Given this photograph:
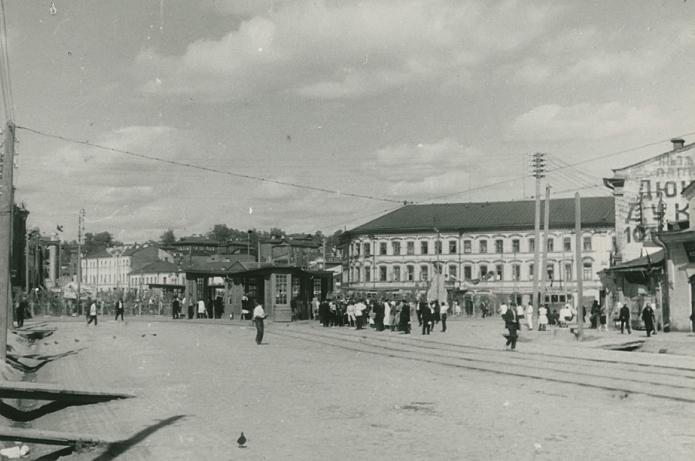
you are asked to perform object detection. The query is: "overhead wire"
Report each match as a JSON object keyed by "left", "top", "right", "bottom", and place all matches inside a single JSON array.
[
  {"left": 15, "top": 125, "right": 404, "bottom": 205},
  {"left": 425, "top": 129, "right": 695, "bottom": 203}
]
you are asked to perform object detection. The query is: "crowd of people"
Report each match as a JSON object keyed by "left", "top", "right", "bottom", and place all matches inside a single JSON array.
[{"left": 308, "top": 296, "right": 466, "bottom": 335}]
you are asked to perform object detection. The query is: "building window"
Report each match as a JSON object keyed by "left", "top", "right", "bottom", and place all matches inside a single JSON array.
[
  {"left": 420, "top": 265, "right": 429, "bottom": 281},
  {"left": 564, "top": 263, "right": 572, "bottom": 281},
  {"left": 546, "top": 263, "right": 554, "bottom": 282},
  {"left": 547, "top": 238, "right": 554, "bottom": 252},
  {"left": 512, "top": 239, "right": 520, "bottom": 253},
  {"left": 583, "top": 236, "right": 592, "bottom": 251},
  {"left": 407, "top": 265, "right": 415, "bottom": 281},
  {"left": 479, "top": 240, "right": 488, "bottom": 254},
  {"left": 449, "top": 240, "right": 457, "bottom": 254},
  {"left": 583, "top": 262, "right": 593, "bottom": 280},
  {"left": 354, "top": 244, "right": 360, "bottom": 256},
  {"left": 528, "top": 263, "right": 534, "bottom": 280},
  {"left": 364, "top": 243, "right": 371, "bottom": 257},
  {"left": 464, "top": 266, "right": 472, "bottom": 280},
  {"left": 365, "top": 267, "right": 371, "bottom": 282},
  {"left": 495, "top": 239, "right": 504, "bottom": 254},
  {"left": 379, "top": 242, "right": 387, "bottom": 255},
  {"left": 449, "top": 265, "right": 457, "bottom": 280},
  {"left": 407, "top": 241, "right": 415, "bottom": 255},
  {"left": 495, "top": 264, "right": 504, "bottom": 280},
  {"left": 435, "top": 240, "right": 442, "bottom": 254},
  {"left": 393, "top": 266, "right": 401, "bottom": 282},
  {"left": 463, "top": 240, "right": 472, "bottom": 254},
  {"left": 275, "top": 274, "right": 288, "bottom": 304},
  {"left": 379, "top": 266, "right": 387, "bottom": 281},
  {"left": 528, "top": 238, "right": 535, "bottom": 252},
  {"left": 392, "top": 241, "right": 401, "bottom": 256},
  {"left": 512, "top": 264, "right": 521, "bottom": 281},
  {"left": 421, "top": 241, "right": 429, "bottom": 255},
  {"left": 479, "top": 265, "right": 488, "bottom": 279},
  {"left": 563, "top": 237, "right": 571, "bottom": 252}
]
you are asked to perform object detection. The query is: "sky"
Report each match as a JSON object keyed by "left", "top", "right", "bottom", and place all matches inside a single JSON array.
[{"left": 4, "top": 0, "right": 695, "bottom": 242}]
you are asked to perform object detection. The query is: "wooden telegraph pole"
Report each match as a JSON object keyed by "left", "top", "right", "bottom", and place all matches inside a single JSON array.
[
  {"left": 574, "top": 192, "right": 584, "bottom": 339},
  {"left": 76, "top": 209, "right": 85, "bottom": 316},
  {"left": 540, "top": 185, "right": 551, "bottom": 308},
  {"left": 531, "top": 153, "right": 546, "bottom": 311},
  {"left": 0, "top": 122, "right": 16, "bottom": 362}
]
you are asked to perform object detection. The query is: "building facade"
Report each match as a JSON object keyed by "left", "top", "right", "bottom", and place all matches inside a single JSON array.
[
  {"left": 81, "top": 244, "right": 174, "bottom": 292},
  {"left": 604, "top": 138, "right": 695, "bottom": 264},
  {"left": 341, "top": 197, "right": 614, "bottom": 309}
]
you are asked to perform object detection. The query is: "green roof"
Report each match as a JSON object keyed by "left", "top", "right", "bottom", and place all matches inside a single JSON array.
[{"left": 345, "top": 196, "right": 614, "bottom": 236}]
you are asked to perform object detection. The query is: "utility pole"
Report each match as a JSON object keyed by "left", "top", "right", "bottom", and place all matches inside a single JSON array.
[
  {"left": 540, "top": 184, "right": 551, "bottom": 309},
  {"left": 76, "top": 208, "right": 85, "bottom": 316},
  {"left": 531, "top": 153, "right": 545, "bottom": 311},
  {"left": 574, "top": 192, "right": 584, "bottom": 339},
  {"left": 0, "top": 122, "right": 16, "bottom": 362}
]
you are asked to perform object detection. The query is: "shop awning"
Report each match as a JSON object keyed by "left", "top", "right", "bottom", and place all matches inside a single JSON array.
[{"left": 605, "top": 249, "right": 664, "bottom": 273}]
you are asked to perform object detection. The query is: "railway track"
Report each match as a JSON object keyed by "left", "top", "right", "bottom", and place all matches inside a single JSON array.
[{"left": 268, "top": 325, "right": 695, "bottom": 404}]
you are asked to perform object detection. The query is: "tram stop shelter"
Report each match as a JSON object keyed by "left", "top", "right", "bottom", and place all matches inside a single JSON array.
[{"left": 184, "top": 262, "right": 333, "bottom": 322}]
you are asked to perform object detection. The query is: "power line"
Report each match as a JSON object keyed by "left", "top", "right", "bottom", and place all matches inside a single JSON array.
[
  {"left": 16, "top": 125, "right": 404, "bottom": 204},
  {"left": 425, "top": 130, "right": 695, "bottom": 203}
]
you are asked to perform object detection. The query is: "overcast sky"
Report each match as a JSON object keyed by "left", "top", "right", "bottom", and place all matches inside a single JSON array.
[{"left": 6, "top": 0, "right": 695, "bottom": 242}]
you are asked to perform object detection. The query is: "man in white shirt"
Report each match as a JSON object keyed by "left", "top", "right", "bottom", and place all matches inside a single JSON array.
[
  {"left": 525, "top": 303, "right": 534, "bottom": 330},
  {"left": 253, "top": 301, "right": 267, "bottom": 345},
  {"left": 354, "top": 299, "right": 366, "bottom": 330}
]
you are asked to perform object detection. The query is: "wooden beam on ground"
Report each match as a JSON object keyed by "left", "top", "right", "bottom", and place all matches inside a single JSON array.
[
  {"left": 0, "top": 381, "right": 134, "bottom": 403},
  {"left": 0, "top": 427, "right": 115, "bottom": 447}
]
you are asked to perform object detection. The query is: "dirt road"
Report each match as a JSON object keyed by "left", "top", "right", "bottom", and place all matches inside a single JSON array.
[{"left": 4, "top": 318, "right": 694, "bottom": 460}]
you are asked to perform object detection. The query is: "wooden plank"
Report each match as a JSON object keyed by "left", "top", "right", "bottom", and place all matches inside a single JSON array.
[
  {"left": 0, "top": 381, "right": 134, "bottom": 403},
  {"left": 0, "top": 427, "right": 115, "bottom": 446}
]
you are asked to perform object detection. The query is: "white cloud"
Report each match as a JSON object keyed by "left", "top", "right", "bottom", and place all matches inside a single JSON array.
[
  {"left": 136, "top": 0, "right": 559, "bottom": 100},
  {"left": 509, "top": 102, "right": 668, "bottom": 141}
]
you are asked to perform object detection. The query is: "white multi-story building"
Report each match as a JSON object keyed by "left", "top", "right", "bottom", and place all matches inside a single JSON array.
[
  {"left": 340, "top": 197, "right": 615, "bottom": 308},
  {"left": 81, "top": 244, "right": 174, "bottom": 292}
]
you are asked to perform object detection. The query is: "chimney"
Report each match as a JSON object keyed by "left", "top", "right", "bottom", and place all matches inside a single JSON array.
[{"left": 671, "top": 138, "right": 685, "bottom": 150}]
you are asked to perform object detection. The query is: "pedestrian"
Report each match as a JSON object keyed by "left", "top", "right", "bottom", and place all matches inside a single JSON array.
[
  {"left": 525, "top": 303, "right": 534, "bottom": 330},
  {"left": 454, "top": 300, "right": 462, "bottom": 317},
  {"left": 619, "top": 302, "right": 631, "bottom": 334},
  {"left": 440, "top": 300, "right": 449, "bottom": 332},
  {"left": 389, "top": 301, "right": 399, "bottom": 332},
  {"left": 171, "top": 297, "right": 180, "bottom": 320},
  {"left": 319, "top": 298, "right": 330, "bottom": 327},
  {"left": 346, "top": 300, "right": 356, "bottom": 327},
  {"left": 252, "top": 299, "right": 267, "bottom": 345},
  {"left": 197, "top": 299, "right": 206, "bottom": 319},
  {"left": 354, "top": 299, "right": 366, "bottom": 330},
  {"left": 538, "top": 304, "right": 548, "bottom": 331},
  {"left": 399, "top": 300, "right": 411, "bottom": 334},
  {"left": 515, "top": 303, "right": 524, "bottom": 330},
  {"left": 590, "top": 300, "right": 600, "bottom": 329},
  {"left": 502, "top": 303, "right": 518, "bottom": 351},
  {"left": 421, "top": 301, "right": 432, "bottom": 335},
  {"left": 641, "top": 303, "right": 656, "bottom": 337},
  {"left": 87, "top": 298, "right": 98, "bottom": 326},
  {"left": 115, "top": 297, "right": 125, "bottom": 321},
  {"left": 599, "top": 304, "right": 607, "bottom": 331},
  {"left": 432, "top": 301, "right": 441, "bottom": 327},
  {"left": 16, "top": 294, "right": 28, "bottom": 328}
]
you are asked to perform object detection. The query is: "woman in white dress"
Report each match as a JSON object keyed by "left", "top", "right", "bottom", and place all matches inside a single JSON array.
[{"left": 538, "top": 304, "right": 549, "bottom": 331}]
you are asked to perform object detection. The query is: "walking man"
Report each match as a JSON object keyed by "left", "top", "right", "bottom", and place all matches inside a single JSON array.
[
  {"left": 619, "top": 302, "right": 631, "bottom": 334},
  {"left": 87, "top": 298, "right": 98, "bottom": 326},
  {"left": 16, "top": 294, "right": 28, "bottom": 328},
  {"left": 641, "top": 303, "right": 656, "bottom": 337},
  {"left": 502, "top": 304, "right": 518, "bottom": 350},
  {"left": 252, "top": 299, "right": 267, "bottom": 345},
  {"left": 525, "top": 303, "right": 534, "bottom": 330},
  {"left": 115, "top": 297, "right": 125, "bottom": 321},
  {"left": 421, "top": 301, "right": 432, "bottom": 335},
  {"left": 440, "top": 300, "right": 448, "bottom": 332}
]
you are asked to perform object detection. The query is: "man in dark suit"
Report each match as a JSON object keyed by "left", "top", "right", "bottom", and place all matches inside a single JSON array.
[
  {"left": 619, "top": 302, "right": 631, "bottom": 334},
  {"left": 502, "top": 306, "right": 518, "bottom": 351},
  {"left": 420, "top": 300, "right": 431, "bottom": 335},
  {"left": 641, "top": 303, "right": 656, "bottom": 337}
]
